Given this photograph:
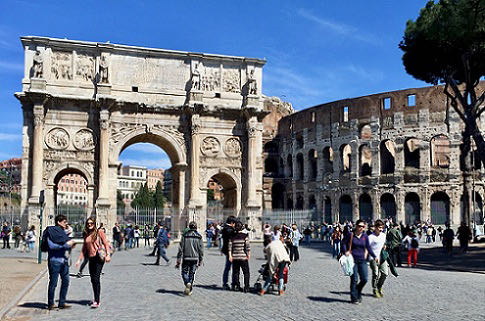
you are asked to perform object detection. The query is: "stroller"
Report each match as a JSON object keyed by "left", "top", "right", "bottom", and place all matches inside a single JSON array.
[{"left": 254, "top": 263, "right": 289, "bottom": 293}]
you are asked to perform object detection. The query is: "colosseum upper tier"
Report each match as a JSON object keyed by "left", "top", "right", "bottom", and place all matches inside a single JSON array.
[{"left": 262, "top": 83, "right": 485, "bottom": 227}]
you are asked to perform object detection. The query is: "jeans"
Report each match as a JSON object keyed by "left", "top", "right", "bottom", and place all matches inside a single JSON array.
[
  {"left": 426, "top": 235, "right": 432, "bottom": 243},
  {"left": 263, "top": 261, "right": 286, "bottom": 292},
  {"left": 389, "top": 246, "right": 402, "bottom": 266},
  {"left": 305, "top": 235, "right": 311, "bottom": 245},
  {"left": 290, "top": 245, "right": 299, "bottom": 261},
  {"left": 88, "top": 256, "right": 105, "bottom": 303},
  {"left": 47, "top": 260, "right": 69, "bottom": 307},
  {"left": 232, "top": 260, "right": 250, "bottom": 289},
  {"left": 350, "top": 260, "right": 368, "bottom": 303},
  {"left": 134, "top": 237, "right": 139, "bottom": 248},
  {"left": 2, "top": 236, "right": 10, "bottom": 249},
  {"left": 28, "top": 241, "right": 35, "bottom": 252},
  {"left": 144, "top": 237, "right": 150, "bottom": 247},
  {"left": 78, "top": 256, "right": 89, "bottom": 274},
  {"left": 207, "top": 237, "right": 212, "bottom": 248},
  {"left": 181, "top": 260, "right": 198, "bottom": 285},
  {"left": 369, "top": 259, "right": 388, "bottom": 290},
  {"left": 222, "top": 255, "right": 232, "bottom": 286},
  {"left": 332, "top": 241, "right": 341, "bottom": 258},
  {"left": 156, "top": 244, "right": 170, "bottom": 264}
]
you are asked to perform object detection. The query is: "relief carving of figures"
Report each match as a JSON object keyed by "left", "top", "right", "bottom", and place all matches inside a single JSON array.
[
  {"left": 51, "top": 52, "right": 73, "bottom": 80},
  {"left": 247, "top": 69, "right": 257, "bottom": 95},
  {"left": 73, "top": 129, "right": 96, "bottom": 151},
  {"left": 75, "top": 54, "right": 95, "bottom": 82},
  {"left": 32, "top": 50, "right": 43, "bottom": 78},
  {"left": 82, "top": 162, "right": 95, "bottom": 176},
  {"left": 202, "top": 70, "right": 220, "bottom": 91},
  {"left": 191, "top": 114, "right": 201, "bottom": 135},
  {"left": 224, "top": 138, "right": 242, "bottom": 158},
  {"left": 45, "top": 128, "right": 70, "bottom": 150},
  {"left": 223, "top": 69, "right": 240, "bottom": 93},
  {"left": 43, "top": 160, "right": 57, "bottom": 181},
  {"left": 153, "top": 125, "right": 185, "bottom": 148},
  {"left": 201, "top": 136, "right": 220, "bottom": 157},
  {"left": 191, "top": 63, "right": 201, "bottom": 91},
  {"left": 110, "top": 123, "right": 137, "bottom": 146},
  {"left": 99, "top": 54, "right": 109, "bottom": 84}
]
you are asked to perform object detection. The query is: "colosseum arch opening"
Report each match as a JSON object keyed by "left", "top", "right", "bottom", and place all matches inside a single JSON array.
[
  {"left": 404, "top": 192, "right": 420, "bottom": 225},
  {"left": 322, "top": 147, "right": 333, "bottom": 174},
  {"left": 324, "top": 196, "right": 332, "bottom": 223},
  {"left": 380, "top": 140, "right": 395, "bottom": 174},
  {"left": 430, "top": 135, "right": 450, "bottom": 169},
  {"left": 339, "top": 194, "right": 352, "bottom": 223},
  {"left": 431, "top": 192, "right": 450, "bottom": 225},
  {"left": 359, "top": 193, "right": 373, "bottom": 222},
  {"left": 404, "top": 138, "right": 420, "bottom": 169},
  {"left": 308, "top": 149, "right": 317, "bottom": 181},
  {"left": 380, "top": 193, "right": 397, "bottom": 222},
  {"left": 286, "top": 154, "right": 293, "bottom": 178},
  {"left": 359, "top": 144, "right": 372, "bottom": 176},
  {"left": 296, "top": 153, "right": 304, "bottom": 180},
  {"left": 340, "top": 144, "right": 352, "bottom": 174}
]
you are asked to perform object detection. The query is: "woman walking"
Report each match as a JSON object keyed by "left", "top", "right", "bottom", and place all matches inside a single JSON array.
[
  {"left": 342, "top": 219, "right": 376, "bottom": 304},
  {"left": 331, "top": 226, "right": 342, "bottom": 259},
  {"left": 75, "top": 216, "right": 111, "bottom": 308},
  {"left": 402, "top": 231, "right": 419, "bottom": 267},
  {"left": 25, "top": 225, "right": 36, "bottom": 252},
  {"left": 143, "top": 224, "right": 151, "bottom": 247}
]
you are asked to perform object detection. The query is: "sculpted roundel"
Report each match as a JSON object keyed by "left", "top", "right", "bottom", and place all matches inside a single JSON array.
[
  {"left": 73, "top": 128, "right": 96, "bottom": 151},
  {"left": 201, "top": 136, "right": 220, "bottom": 157},
  {"left": 45, "top": 128, "right": 70, "bottom": 150},
  {"left": 224, "top": 137, "right": 242, "bottom": 158}
]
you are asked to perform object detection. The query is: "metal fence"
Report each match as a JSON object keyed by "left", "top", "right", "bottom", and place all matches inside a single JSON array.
[
  {"left": 0, "top": 206, "right": 24, "bottom": 227},
  {"left": 262, "top": 209, "right": 318, "bottom": 229}
]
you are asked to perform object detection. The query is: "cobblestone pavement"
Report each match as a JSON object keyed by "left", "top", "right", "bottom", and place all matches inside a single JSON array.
[{"left": 4, "top": 242, "right": 485, "bottom": 321}]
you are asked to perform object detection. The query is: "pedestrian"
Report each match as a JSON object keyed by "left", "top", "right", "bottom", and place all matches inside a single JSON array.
[
  {"left": 154, "top": 222, "right": 170, "bottom": 265},
  {"left": 368, "top": 220, "right": 388, "bottom": 298},
  {"left": 456, "top": 222, "right": 472, "bottom": 253},
  {"left": 426, "top": 225, "right": 433, "bottom": 243},
  {"left": 133, "top": 225, "right": 140, "bottom": 248},
  {"left": 331, "top": 226, "right": 342, "bottom": 259},
  {"left": 272, "top": 225, "right": 281, "bottom": 241},
  {"left": 442, "top": 223, "right": 455, "bottom": 255},
  {"left": 124, "top": 224, "right": 133, "bottom": 250},
  {"left": 290, "top": 224, "right": 302, "bottom": 262},
  {"left": 2, "top": 222, "right": 11, "bottom": 249},
  {"left": 342, "top": 219, "right": 377, "bottom": 304},
  {"left": 221, "top": 216, "right": 237, "bottom": 290},
  {"left": 303, "top": 226, "right": 312, "bottom": 246},
  {"left": 44, "top": 215, "right": 76, "bottom": 310},
  {"left": 402, "top": 231, "right": 419, "bottom": 267},
  {"left": 206, "top": 223, "right": 214, "bottom": 248},
  {"left": 175, "top": 221, "right": 204, "bottom": 296},
  {"left": 112, "top": 223, "right": 122, "bottom": 251},
  {"left": 13, "top": 224, "right": 21, "bottom": 248},
  {"left": 259, "top": 234, "right": 291, "bottom": 296},
  {"left": 25, "top": 225, "right": 36, "bottom": 253},
  {"left": 143, "top": 224, "right": 151, "bottom": 247},
  {"left": 75, "top": 216, "right": 111, "bottom": 308},
  {"left": 263, "top": 223, "right": 272, "bottom": 247},
  {"left": 228, "top": 221, "right": 251, "bottom": 292},
  {"left": 386, "top": 223, "right": 403, "bottom": 267}
]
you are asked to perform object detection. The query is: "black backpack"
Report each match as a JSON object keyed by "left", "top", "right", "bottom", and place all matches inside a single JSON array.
[
  {"left": 40, "top": 227, "right": 50, "bottom": 252},
  {"left": 411, "top": 238, "right": 419, "bottom": 249}
]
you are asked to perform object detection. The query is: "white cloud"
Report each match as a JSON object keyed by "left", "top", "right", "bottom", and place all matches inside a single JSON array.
[
  {"left": 119, "top": 157, "right": 172, "bottom": 169},
  {"left": 297, "top": 9, "right": 381, "bottom": 46},
  {"left": 0, "top": 133, "right": 21, "bottom": 141}
]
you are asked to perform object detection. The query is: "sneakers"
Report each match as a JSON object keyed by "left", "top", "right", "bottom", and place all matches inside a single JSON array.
[
  {"left": 184, "top": 283, "right": 192, "bottom": 296},
  {"left": 373, "top": 289, "right": 382, "bottom": 298},
  {"left": 90, "top": 302, "right": 99, "bottom": 308},
  {"left": 378, "top": 288, "right": 384, "bottom": 297},
  {"left": 259, "top": 289, "right": 266, "bottom": 296},
  {"left": 47, "top": 304, "right": 57, "bottom": 310},
  {"left": 279, "top": 290, "right": 284, "bottom": 296},
  {"left": 58, "top": 304, "right": 71, "bottom": 309},
  {"left": 351, "top": 300, "right": 361, "bottom": 305},
  {"left": 243, "top": 287, "right": 250, "bottom": 293},
  {"left": 222, "top": 284, "right": 230, "bottom": 291}
]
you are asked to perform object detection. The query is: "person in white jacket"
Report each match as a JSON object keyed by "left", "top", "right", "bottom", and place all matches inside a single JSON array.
[{"left": 259, "top": 235, "right": 291, "bottom": 296}]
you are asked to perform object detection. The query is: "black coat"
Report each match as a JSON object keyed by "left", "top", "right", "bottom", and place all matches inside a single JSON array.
[{"left": 221, "top": 224, "right": 235, "bottom": 256}]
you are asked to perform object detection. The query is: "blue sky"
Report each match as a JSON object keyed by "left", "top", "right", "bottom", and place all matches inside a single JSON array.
[{"left": 0, "top": 0, "right": 429, "bottom": 169}]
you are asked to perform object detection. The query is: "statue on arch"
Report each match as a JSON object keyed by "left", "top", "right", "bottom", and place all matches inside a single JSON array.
[
  {"left": 247, "top": 69, "right": 257, "bottom": 95},
  {"left": 191, "top": 63, "right": 201, "bottom": 91},
  {"left": 33, "top": 50, "right": 43, "bottom": 78},
  {"left": 99, "top": 54, "right": 109, "bottom": 84}
]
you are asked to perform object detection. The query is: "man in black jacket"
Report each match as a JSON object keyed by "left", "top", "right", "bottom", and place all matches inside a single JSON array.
[
  {"left": 176, "top": 221, "right": 203, "bottom": 296},
  {"left": 221, "top": 216, "right": 237, "bottom": 290}
]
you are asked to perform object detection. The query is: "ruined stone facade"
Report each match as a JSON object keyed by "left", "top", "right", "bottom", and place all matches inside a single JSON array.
[
  {"left": 17, "top": 37, "right": 266, "bottom": 238},
  {"left": 263, "top": 84, "right": 485, "bottom": 227}
]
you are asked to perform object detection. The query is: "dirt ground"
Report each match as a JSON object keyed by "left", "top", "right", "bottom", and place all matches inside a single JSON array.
[{"left": 0, "top": 258, "right": 45, "bottom": 319}]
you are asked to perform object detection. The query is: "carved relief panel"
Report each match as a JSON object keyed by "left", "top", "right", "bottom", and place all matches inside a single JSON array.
[
  {"left": 51, "top": 51, "right": 73, "bottom": 80},
  {"left": 45, "top": 128, "right": 70, "bottom": 150},
  {"left": 201, "top": 62, "right": 221, "bottom": 92},
  {"left": 224, "top": 138, "right": 242, "bottom": 158},
  {"left": 201, "top": 136, "right": 221, "bottom": 157},
  {"left": 73, "top": 129, "right": 96, "bottom": 151},
  {"left": 75, "top": 53, "right": 95, "bottom": 82},
  {"left": 223, "top": 67, "right": 241, "bottom": 93}
]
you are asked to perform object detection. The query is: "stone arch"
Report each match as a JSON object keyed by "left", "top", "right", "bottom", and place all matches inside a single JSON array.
[
  {"left": 340, "top": 144, "right": 352, "bottom": 173},
  {"left": 359, "top": 144, "right": 372, "bottom": 176},
  {"left": 359, "top": 193, "right": 373, "bottom": 222},
  {"left": 264, "top": 141, "right": 278, "bottom": 153},
  {"left": 430, "top": 134, "right": 450, "bottom": 168},
  {"left": 380, "top": 140, "right": 395, "bottom": 174},
  {"left": 47, "top": 162, "right": 94, "bottom": 187},
  {"left": 308, "top": 194, "right": 316, "bottom": 210},
  {"left": 296, "top": 153, "right": 304, "bottom": 180},
  {"left": 473, "top": 192, "right": 484, "bottom": 225},
  {"left": 322, "top": 146, "right": 333, "bottom": 173},
  {"left": 264, "top": 157, "right": 278, "bottom": 175},
  {"left": 271, "top": 183, "right": 285, "bottom": 209},
  {"left": 431, "top": 191, "right": 450, "bottom": 225},
  {"left": 287, "top": 198, "right": 293, "bottom": 209},
  {"left": 404, "top": 137, "right": 420, "bottom": 169},
  {"left": 296, "top": 195, "right": 304, "bottom": 210},
  {"left": 324, "top": 196, "right": 332, "bottom": 223},
  {"left": 339, "top": 194, "right": 352, "bottom": 223},
  {"left": 204, "top": 167, "right": 241, "bottom": 217},
  {"left": 286, "top": 154, "right": 293, "bottom": 178},
  {"left": 308, "top": 149, "right": 317, "bottom": 181},
  {"left": 380, "top": 193, "right": 396, "bottom": 221},
  {"left": 111, "top": 127, "right": 186, "bottom": 165},
  {"left": 360, "top": 124, "right": 372, "bottom": 140},
  {"left": 404, "top": 192, "right": 420, "bottom": 225}
]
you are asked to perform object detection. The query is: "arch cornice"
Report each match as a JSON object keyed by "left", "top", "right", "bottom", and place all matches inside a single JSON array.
[
  {"left": 47, "top": 162, "right": 94, "bottom": 187},
  {"left": 202, "top": 167, "right": 241, "bottom": 192}
]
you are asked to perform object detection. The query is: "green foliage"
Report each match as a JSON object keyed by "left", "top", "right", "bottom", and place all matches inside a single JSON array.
[
  {"left": 131, "top": 183, "right": 155, "bottom": 209},
  {"left": 207, "top": 189, "right": 215, "bottom": 201},
  {"left": 400, "top": 0, "right": 485, "bottom": 85},
  {"left": 117, "top": 190, "right": 125, "bottom": 212},
  {"left": 153, "top": 181, "right": 165, "bottom": 208}
]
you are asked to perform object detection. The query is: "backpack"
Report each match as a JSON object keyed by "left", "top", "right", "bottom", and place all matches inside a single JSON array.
[
  {"left": 40, "top": 227, "right": 50, "bottom": 252},
  {"left": 411, "top": 238, "right": 419, "bottom": 249}
]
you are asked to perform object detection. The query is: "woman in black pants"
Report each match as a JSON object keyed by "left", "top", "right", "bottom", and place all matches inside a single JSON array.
[{"left": 76, "top": 216, "right": 111, "bottom": 308}]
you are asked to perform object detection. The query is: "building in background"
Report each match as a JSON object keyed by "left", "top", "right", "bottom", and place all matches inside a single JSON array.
[
  {"left": 147, "top": 168, "right": 165, "bottom": 190},
  {"left": 207, "top": 178, "right": 223, "bottom": 200},
  {"left": 0, "top": 158, "right": 22, "bottom": 195},
  {"left": 117, "top": 165, "right": 147, "bottom": 208},
  {"left": 56, "top": 173, "right": 88, "bottom": 206}
]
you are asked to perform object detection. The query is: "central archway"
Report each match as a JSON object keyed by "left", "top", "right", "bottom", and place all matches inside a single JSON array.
[{"left": 203, "top": 169, "right": 241, "bottom": 226}]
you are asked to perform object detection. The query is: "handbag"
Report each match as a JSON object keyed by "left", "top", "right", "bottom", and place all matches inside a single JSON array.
[{"left": 338, "top": 232, "right": 355, "bottom": 276}]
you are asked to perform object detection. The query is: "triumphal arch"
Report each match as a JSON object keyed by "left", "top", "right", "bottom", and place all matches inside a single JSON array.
[{"left": 16, "top": 37, "right": 266, "bottom": 237}]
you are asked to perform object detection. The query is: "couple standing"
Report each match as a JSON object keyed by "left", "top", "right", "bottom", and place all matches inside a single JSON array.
[{"left": 44, "top": 215, "right": 111, "bottom": 310}]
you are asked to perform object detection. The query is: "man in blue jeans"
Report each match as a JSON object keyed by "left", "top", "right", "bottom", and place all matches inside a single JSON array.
[
  {"left": 221, "top": 216, "right": 237, "bottom": 290},
  {"left": 154, "top": 222, "right": 170, "bottom": 265},
  {"left": 45, "top": 215, "right": 76, "bottom": 310}
]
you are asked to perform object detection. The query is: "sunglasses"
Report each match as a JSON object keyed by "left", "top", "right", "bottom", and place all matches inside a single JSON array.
[
  {"left": 357, "top": 225, "right": 366, "bottom": 228},
  {"left": 87, "top": 222, "right": 94, "bottom": 226}
]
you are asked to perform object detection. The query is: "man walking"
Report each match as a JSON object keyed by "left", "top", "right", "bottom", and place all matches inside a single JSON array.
[
  {"left": 290, "top": 224, "right": 302, "bottom": 262},
  {"left": 443, "top": 223, "right": 455, "bottom": 255},
  {"left": 44, "top": 215, "right": 76, "bottom": 310},
  {"left": 154, "top": 222, "right": 170, "bottom": 265},
  {"left": 369, "top": 220, "right": 388, "bottom": 298},
  {"left": 2, "top": 222, "right": 11, "bottom": 249},
  {"left": 175, "top": 221, "right": 203, "bottom": 296},
  {"left": 386, "top": 223, "right": 402, "bottom": 267},
  {"left": 221, "top": 216, "right": 237, "bottom": 290},
  {"left": 112, "top": 223, "right": 122, "bottom": 251}
]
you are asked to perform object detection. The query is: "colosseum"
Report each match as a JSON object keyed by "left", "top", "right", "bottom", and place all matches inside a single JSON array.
[{"left": 262, "top": 83, "right": 485, "bottom": 228}]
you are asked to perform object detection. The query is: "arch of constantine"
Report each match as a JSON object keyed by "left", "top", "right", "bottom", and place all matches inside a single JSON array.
[{"left": 17, "top": 37, "right": 266, "bottom": 237}]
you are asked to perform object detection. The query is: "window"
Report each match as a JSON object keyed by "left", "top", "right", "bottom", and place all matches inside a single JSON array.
[
  {"left": 407, "top": 94, "right": 416, "bottom": 107},
  {"left": 383, "top": 97, "right": 391, "bottom": 110},
  {"left": 343, "top": 106, "right": 349, "bottom": 122}
]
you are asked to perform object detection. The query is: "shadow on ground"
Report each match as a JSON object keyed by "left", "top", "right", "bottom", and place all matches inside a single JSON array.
[
  {"left": 17, "top": 302, "right": 46, "bottom": 309},
  {"left": 307, "top": 296, "right": 349, "bottom": 303},
  {"left": 155, "top": 289, "right": 184, "bottom": 296}
]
